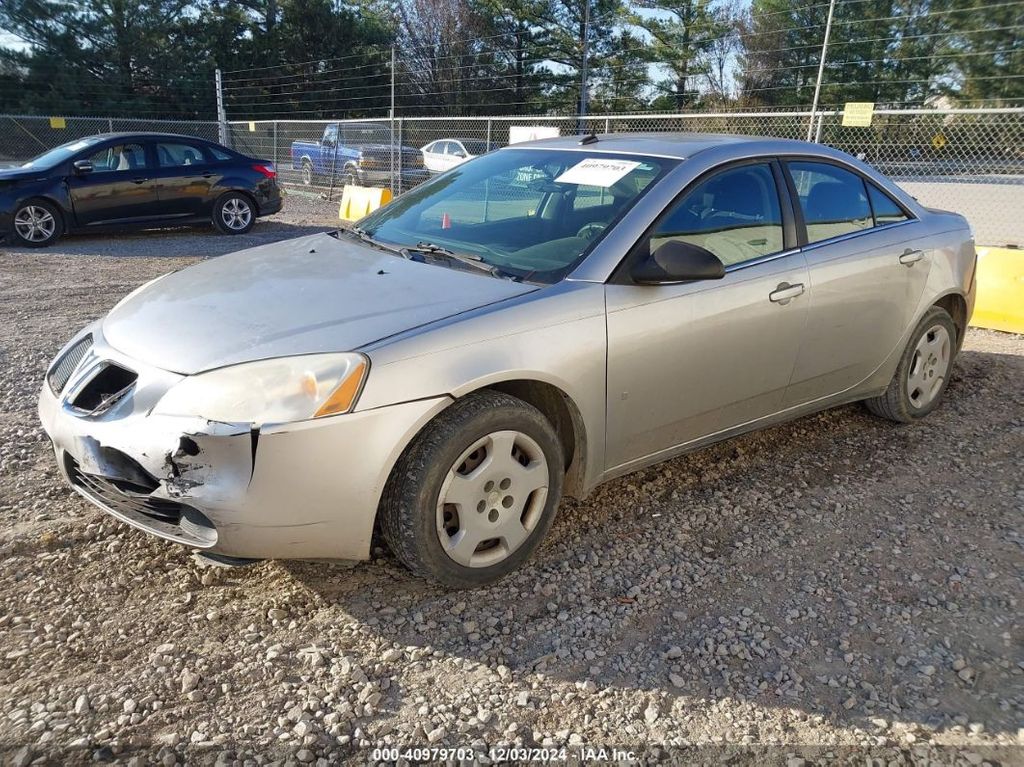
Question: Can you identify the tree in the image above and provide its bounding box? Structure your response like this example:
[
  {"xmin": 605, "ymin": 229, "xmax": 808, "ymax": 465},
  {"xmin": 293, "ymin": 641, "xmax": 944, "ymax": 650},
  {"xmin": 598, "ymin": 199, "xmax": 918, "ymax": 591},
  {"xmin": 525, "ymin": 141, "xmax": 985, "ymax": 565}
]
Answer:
[
  {"xmin": 590, "ymin": 29, "xmax": 651, "ymax": 112},
  {"xmin": 630, "ymin": 0, "xmax": 729, "ymax": 108}
]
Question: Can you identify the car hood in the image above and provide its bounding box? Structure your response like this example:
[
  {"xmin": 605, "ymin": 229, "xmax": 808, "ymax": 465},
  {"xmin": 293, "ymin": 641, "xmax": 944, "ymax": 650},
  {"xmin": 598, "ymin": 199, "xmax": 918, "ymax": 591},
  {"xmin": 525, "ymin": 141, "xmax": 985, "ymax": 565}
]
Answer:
[
  {"xmin": 0, "ymin": 165, "xmax": 45, "ymax": 181},
  {"xmin": 102, "ymin": 232, "xmax": 537, "ymax": 374}
]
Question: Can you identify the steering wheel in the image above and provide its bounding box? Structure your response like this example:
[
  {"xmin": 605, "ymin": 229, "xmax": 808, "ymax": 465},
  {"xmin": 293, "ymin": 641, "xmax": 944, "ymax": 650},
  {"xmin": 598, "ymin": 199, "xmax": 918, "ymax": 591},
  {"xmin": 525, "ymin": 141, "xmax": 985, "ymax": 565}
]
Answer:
[{"xmin": 576, "ymin": 222, "xmax": 608, "ymax": 240}]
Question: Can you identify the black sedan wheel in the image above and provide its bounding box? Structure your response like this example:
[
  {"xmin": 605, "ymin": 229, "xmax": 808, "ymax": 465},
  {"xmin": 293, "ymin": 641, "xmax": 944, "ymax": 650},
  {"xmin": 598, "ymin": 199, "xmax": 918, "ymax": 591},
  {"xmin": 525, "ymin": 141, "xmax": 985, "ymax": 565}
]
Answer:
[
  {"xmin": 213, "ymin": 193, "xmax": 255, "ymax": 235},
  {"xmin": 12, "ymin": 200, "xmax": 63, "ymax": 247}
]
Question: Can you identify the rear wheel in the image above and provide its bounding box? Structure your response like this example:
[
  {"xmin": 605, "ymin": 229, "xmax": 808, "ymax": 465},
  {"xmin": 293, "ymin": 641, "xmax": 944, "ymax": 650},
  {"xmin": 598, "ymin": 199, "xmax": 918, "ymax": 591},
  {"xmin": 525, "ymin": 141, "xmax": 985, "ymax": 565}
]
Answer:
[
  {"xmin": 865, "ymin": 306, "xmax": 957, "ymax": 422},
  {"xmin": 380, "ymin": 390, "xmax": 564, "ymax": 588},
  {"xmin": 301, "ymin": 159, "xmax": 314, "ymax": 186},
  {"xmin": 11, "ymin": 200, "xmax": 63, "ymax": 247},
  {"xmin": 212, "ymin": 192, "xmax": 255, "ymax": 235}
]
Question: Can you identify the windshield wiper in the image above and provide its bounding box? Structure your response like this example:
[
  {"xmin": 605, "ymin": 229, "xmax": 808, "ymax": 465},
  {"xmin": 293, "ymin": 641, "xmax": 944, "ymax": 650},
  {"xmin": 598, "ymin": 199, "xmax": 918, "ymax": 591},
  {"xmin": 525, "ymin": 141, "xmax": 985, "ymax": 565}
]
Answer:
[
  {"xmin": 404, "ymin": 242, "xmax": 520, "ymax": 281},
  {"xmin": 344, "ymin": 226, "xmax": 410, "ymax": 257}
]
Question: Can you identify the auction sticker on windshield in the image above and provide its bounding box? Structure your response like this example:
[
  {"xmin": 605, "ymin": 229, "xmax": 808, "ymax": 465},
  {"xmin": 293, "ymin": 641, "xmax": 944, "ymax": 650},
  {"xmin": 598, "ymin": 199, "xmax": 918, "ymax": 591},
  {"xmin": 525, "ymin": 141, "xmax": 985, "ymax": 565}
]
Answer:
[{"xmin": 555, "ymin": 157, "xmax": 641, "ymax": 187}]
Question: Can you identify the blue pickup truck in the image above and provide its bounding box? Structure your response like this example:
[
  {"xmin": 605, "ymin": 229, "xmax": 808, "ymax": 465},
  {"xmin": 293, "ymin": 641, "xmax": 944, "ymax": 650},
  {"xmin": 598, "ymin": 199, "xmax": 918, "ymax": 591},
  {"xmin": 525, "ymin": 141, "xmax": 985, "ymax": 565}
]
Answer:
[{"xmin": 290, "ymin": 122, "xmax": 429, "ymax": 190}]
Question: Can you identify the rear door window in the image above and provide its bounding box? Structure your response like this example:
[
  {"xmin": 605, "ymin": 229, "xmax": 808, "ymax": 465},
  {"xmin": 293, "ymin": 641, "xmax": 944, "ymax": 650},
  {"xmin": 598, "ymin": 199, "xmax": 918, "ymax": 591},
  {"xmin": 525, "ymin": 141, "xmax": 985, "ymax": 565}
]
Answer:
[
  {"xmin": 788, "ymin": 161, "xmax": 872, "ymax": 244},
  {"xmin": 156, "ymin": 142, "xmax": 207, "ymax": 168}
]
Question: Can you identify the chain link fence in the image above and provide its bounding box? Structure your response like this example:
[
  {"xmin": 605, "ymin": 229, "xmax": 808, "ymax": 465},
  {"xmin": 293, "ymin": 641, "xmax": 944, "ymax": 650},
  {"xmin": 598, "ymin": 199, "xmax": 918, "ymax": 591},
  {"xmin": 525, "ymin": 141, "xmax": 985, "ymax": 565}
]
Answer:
[
  {"xmin": 226, "ymin": 108, "xmax": 1024, "ymax": 247},
  {"xmin": 0, "ymin": 110, "xmax": 1020, "ymax": 246},
  {"xmin": 0, "ymin": 115, "xmax": 219, "ymax": 166}
]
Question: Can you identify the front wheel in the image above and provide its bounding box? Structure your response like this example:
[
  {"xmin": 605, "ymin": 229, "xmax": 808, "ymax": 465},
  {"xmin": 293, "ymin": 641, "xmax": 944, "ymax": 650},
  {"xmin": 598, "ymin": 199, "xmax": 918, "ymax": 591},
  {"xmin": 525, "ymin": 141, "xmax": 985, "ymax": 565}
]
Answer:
[
  {"xmin": 212, "ymin": 193, "xmax": 255, "ymax": 235},
  {"xmin": 864, "ymin": 305, "xmax": 957, "ymax": 422},
  {"xmin": 380, "ymin": 390, "xmax": 564, "ymax": 588},
  {"xmin": 12, "ymin": 200, "xmax": 63, "ymax": 247}
]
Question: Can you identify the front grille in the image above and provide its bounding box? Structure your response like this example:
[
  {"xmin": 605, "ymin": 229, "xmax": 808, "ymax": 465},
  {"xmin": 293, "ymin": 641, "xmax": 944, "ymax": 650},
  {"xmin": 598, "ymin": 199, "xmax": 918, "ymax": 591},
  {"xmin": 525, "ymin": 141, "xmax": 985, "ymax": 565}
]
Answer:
[
  {"xmin": 68, "ymin": 363, "xmax": 137, "ymax": 414},
  {"xmin": 65, "ymin": 455, "xmax": 217, "ymax": 546},
  {"xmin": 67, "ymin": 455, "xmax": 183, "ymax": 523},
  {"xmin": 47, "ymin": 335, "xmax": 93, "ymax": 394}
]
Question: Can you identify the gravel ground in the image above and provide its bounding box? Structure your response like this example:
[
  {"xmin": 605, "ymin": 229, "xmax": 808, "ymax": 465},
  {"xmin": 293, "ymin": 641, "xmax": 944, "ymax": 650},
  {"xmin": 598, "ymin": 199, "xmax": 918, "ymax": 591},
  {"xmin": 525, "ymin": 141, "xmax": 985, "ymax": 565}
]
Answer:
[{"xmin": 0, "ymin": 201, "xmax": 1022, "ymax": 765}]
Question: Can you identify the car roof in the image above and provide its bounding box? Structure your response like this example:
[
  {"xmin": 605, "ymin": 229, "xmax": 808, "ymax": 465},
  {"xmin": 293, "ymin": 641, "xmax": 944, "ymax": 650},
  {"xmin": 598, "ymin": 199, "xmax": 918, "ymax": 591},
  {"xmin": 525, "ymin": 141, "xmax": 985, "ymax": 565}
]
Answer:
[
  {"xmin": 504, "ymin": 132, "xmax": 823, "ymax": 160},
  {"xmin": 76, "ymin": 132, "xmax": 223, "ymax": 144}
]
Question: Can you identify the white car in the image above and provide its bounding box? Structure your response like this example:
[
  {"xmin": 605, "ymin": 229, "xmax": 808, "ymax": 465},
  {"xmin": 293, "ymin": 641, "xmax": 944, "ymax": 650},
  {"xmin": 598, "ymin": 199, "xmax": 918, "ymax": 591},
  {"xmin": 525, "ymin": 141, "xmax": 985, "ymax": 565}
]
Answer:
[{"xmin": 420, "ymin": 139, "xmax": 493, "ymax": 173}]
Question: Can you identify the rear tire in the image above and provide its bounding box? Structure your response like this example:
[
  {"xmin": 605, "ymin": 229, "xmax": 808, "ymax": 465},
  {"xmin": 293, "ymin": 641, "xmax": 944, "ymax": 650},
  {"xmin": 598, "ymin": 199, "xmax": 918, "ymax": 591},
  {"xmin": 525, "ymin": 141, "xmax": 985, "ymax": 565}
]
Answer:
[
  {"xmin": 379, "ymin": 390, "xmax": 564, "ymax": 589},
  {"xmin": 11, "ymin": 199, "xmax": 63, "ymax": 248},
  {"xmin": 864, "ymin": 306, "xmax": 957, "ymax": 423},
  {"xmin": 212, "ymin": 192, "xmax": 256, "ymax": 235},
  {"xmin": 301, "ymin": 159, "xmax": 313, "ymax": 186}
]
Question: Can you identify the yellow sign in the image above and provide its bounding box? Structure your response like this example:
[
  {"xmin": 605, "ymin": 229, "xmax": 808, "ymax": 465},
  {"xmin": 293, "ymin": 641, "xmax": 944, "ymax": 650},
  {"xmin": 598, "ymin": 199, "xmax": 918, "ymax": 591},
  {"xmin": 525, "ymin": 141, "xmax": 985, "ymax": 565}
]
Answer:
[
  {"xmin": 842, "ymin": 102, "xmax": 874, "ymax": 127},
  {"xmin": 49, "ymin": 117, "xmax": 66, "ymax": 129},
  {"xmin": 248, "ymin": 121, "xmax": 257, "ymax": 132},
  {"xmin": 932, "ymin": 133, "xmax": 947, "ymax": 151}
]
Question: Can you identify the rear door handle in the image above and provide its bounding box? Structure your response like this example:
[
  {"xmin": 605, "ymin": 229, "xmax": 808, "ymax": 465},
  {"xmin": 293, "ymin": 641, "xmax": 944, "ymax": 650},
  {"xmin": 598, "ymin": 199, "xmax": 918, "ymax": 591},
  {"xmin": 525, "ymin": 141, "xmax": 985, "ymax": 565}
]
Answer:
[
  {"xmin": 131, "ymin": 177, "xmax": 149, "ymax": 185},
  {"xmin": 899, "ymin": 248, "xmax": 924, "ymax": 265},
  {"xmin": 201, "ymin": 171, "xmax": 213, "ymax": 178},
  {"xmin": 769, "ymin": 282, "xmax": 805, "ymax": 304}
]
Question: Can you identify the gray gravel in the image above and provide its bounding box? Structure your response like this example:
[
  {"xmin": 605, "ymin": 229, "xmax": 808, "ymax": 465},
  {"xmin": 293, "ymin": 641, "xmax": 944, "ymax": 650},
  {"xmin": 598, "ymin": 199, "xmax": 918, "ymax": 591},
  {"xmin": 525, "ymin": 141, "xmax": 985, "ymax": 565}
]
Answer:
[{"xmin": 0, "ymin": 203, "xmax": 1022, "ymax": 764}]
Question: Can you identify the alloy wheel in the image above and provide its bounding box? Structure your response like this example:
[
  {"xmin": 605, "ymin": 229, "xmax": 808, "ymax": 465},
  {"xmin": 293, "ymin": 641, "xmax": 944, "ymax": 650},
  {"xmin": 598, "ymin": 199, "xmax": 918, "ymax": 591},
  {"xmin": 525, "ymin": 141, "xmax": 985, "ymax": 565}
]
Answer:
[
  {"xmin": 220, "ymin": 197, "xmax": 252, "ymax": 231},
  {"xmin": 436, "ymin": 430, "xmax": 549, "ymax": 568},
  {"xmin": 14, "ymin": 205, "xmax": 56, "ymax": 243},
  {"xmin": 906, "ymin": 324, "xmax": 951, "ymax": 408}
]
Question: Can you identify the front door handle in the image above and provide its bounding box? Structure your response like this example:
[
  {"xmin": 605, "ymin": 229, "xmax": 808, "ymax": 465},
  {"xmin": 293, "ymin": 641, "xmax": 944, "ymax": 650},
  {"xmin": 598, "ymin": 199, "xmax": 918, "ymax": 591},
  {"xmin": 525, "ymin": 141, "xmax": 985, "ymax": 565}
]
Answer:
[
  {"xmin": 769, "ymin": 282, "xmax": 805, "ymax": 304},
  {"xmin": 899, "ymin": 248, "xmax": 924, "ymax": 265},
  {"xmin": 131, "ymin": 177, "xmax": 150, "ymax": 185}
]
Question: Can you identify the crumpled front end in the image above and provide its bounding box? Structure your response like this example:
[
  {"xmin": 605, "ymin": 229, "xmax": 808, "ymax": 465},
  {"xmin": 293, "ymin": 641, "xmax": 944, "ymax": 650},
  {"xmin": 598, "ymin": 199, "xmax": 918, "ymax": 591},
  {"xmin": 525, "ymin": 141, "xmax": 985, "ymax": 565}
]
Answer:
[{"xmin": 38, "ymin": 325, "xmax": 450, "ymax": 561}]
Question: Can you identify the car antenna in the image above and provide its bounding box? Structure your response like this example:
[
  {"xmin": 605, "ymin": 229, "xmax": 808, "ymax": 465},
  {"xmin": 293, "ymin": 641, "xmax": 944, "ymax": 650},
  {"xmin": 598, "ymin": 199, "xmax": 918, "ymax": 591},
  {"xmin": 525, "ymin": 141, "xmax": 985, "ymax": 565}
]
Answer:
[{"xmin": 578, "ymin": 133, "xmax": 599, "ymax": 145}]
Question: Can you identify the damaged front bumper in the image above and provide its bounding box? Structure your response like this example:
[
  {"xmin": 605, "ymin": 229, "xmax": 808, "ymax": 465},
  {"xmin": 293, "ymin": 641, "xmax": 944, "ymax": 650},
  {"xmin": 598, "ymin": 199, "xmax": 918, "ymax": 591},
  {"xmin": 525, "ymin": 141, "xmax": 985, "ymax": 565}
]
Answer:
[{"xmin": 38, "ymin": 326, "xmax": 450, "ymax": 561}]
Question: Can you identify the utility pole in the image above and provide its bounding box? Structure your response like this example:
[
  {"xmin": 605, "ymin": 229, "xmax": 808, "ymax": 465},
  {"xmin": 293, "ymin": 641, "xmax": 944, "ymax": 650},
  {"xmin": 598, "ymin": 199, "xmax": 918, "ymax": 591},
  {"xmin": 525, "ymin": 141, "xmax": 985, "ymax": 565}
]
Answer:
[
  {"xmin": 806, "ymin": 0, "xmax": 836, "ymax": 142},
  {"xmin": 578, "ymin": 0, "xmax": 591, "ymax": 131},
  {"xmin": 215, "ymin": 68, "xmax": 230, "ymax": 147}
]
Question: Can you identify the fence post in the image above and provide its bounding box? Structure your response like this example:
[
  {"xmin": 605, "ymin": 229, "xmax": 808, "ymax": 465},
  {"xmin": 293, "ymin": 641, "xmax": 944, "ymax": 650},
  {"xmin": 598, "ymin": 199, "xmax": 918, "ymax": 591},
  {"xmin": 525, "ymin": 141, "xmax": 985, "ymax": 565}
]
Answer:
[
  {"xmin": 390, "ymin": 45, "xmax": 397, "ymax": 195},
  {"xmin": 815, "ymin": 112, "xmax": 825, "ymax": 143},
  {"xmin": 486, "ymin": 118, "xmax": 492, "ymax": 150},
  {"xmin": 215, "ymin": 68, "xmax": 230, "ymax": 147},
  {"xmin": 108, "ymin": 118, "xmax": 113, "ymax": 133},
  {"xmin": 397, "ymin": 117, "xmax": 404, "ymax": 196},
  {"xmin": 273, "ymin": 121, "xmax": 278, "ymax": 171},
  {"xmin": 605, "ymin": 116, "xmax": 610, "ymax": 134}
]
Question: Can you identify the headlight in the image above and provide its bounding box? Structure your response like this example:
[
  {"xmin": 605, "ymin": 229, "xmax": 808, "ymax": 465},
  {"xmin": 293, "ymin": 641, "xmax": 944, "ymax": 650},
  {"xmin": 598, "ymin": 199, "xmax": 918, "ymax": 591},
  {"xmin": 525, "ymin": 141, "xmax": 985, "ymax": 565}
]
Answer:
[{"xmin": 152, "ymin": 353, "xmax": 368, "ymax": 424}]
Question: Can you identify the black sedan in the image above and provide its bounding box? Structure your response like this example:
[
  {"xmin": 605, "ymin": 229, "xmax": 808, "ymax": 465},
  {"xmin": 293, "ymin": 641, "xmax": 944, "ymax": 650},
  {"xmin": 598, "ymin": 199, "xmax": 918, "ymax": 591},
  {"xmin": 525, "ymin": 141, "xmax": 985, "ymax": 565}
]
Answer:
[{"xmin": 1, "ymin": 132, "xmax": 283, "ymax": 247}]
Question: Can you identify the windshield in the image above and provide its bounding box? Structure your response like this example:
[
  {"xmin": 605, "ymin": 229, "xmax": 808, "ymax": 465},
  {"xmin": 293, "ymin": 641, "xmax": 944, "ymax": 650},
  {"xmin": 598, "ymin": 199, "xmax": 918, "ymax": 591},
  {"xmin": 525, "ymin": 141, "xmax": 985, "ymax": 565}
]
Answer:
[
  {"xmin": 21, "ymin": 135, "xmax": 109, "ymax": 169},
  {"xmin": 461, "ymin": 140, "xmax": 492, "ymax": 155},
  {"xmin": 343, "ymin": 124, "xmax": 393, "ymax": 144},
  {"xmin": 357, "ymin": 148, "xmax": 676, "ymax": 283}
]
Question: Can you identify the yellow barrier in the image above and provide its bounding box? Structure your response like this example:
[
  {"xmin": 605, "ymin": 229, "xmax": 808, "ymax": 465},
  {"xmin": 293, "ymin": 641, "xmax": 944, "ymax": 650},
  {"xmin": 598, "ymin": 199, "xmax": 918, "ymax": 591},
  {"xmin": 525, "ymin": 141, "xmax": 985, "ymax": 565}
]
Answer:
[
  {"xmin": 970, "ymin": 246, "xmax": 1024, "ymax": 334},
  {"xmin": 339, "ymin": 185, "xmax": 392, "ymax": 222}
]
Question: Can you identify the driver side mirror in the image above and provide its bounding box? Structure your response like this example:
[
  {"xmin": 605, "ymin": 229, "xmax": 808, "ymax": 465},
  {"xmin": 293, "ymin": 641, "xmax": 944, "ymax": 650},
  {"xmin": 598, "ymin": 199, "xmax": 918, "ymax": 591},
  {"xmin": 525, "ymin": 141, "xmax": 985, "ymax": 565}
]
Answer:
[
  {"xmin": 631, "ymin": 240, "xmax": 725, "ymax": 285},
  {"xmin": 72, "ymin": 159, "xmax": 93, "ymax": 175}
]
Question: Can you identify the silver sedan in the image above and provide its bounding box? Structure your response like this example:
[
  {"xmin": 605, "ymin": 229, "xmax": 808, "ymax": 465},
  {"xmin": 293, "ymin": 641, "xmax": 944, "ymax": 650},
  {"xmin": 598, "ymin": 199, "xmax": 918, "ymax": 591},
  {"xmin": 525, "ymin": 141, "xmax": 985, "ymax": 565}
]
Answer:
[{"xmin": 39, "ymin": 133, "xmax": 976, "ymax": 588}]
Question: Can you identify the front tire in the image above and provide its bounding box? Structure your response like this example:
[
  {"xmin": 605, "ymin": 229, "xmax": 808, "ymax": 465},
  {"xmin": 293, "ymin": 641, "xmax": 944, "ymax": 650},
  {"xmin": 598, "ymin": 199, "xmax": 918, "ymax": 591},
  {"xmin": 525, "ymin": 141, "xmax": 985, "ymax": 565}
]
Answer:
[
  {"xmin": 11, "ymin": 199, "xmax": 63, "ymax": 247},
  {"xmin": 212, "ymin": 192, "xmax": 256, "ymax": 235},
  {"xmin": 380, "ymin": 390, "xmax": 564, "ymax": 589},
  {"xmin": 865, "ymin": 305, "xmax": 957, "ymax": 423},
  {"xmin": 301, "ymin": 159, "xmax": 314, "ymax": 186}
]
